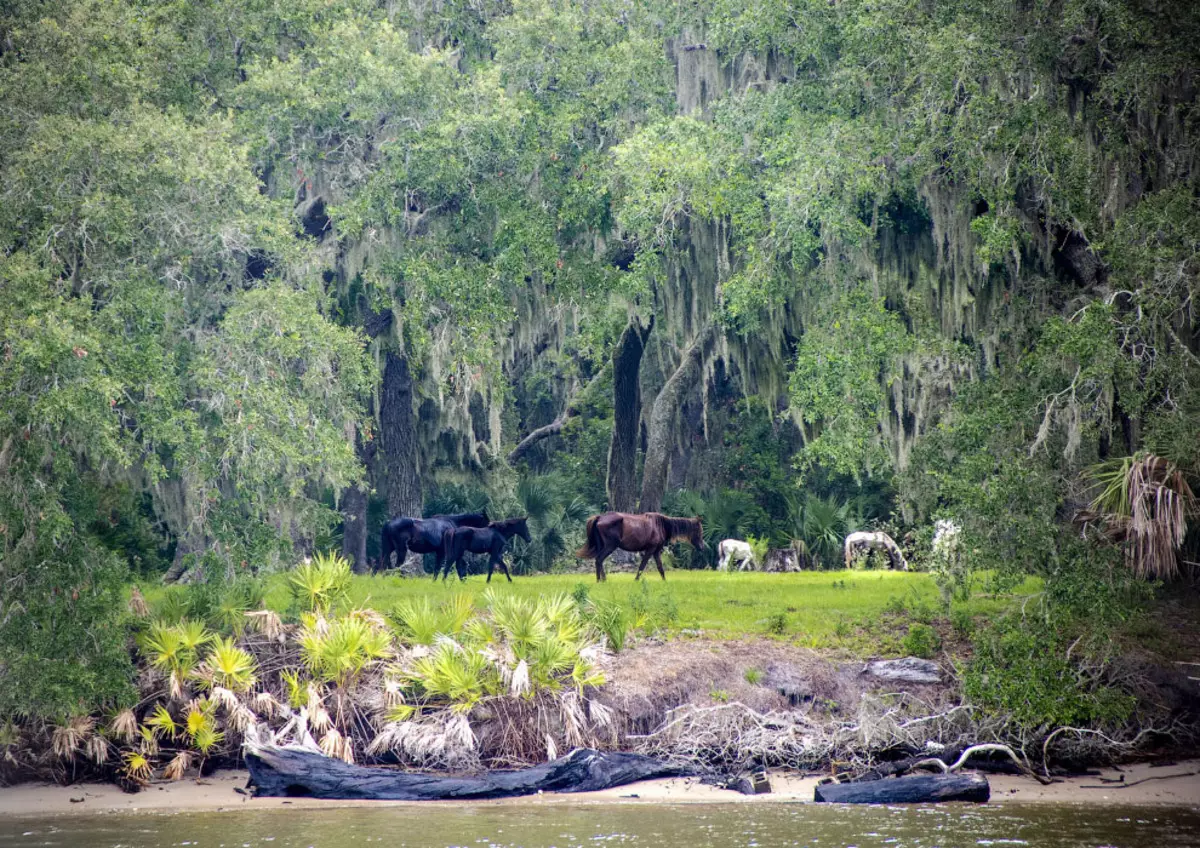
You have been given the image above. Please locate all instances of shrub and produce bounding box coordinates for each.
[765,611,789,635]
[289,551,352,614]
[0,544,137,721]
[592,602,631,652]
[743,667,764,685]
[963,616,1136,730]
[901,623,941,658]
[298,613,391,687]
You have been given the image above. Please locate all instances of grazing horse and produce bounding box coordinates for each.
[843,531,908,571]
[576,512,705,582]
[377,510,489,575]
[717,539,756,571]
[439,517,532,583]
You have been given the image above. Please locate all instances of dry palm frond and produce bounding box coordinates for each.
[1090,453,1197,580]
[382,676,407,709]
[228,704,256,734]
[558,690,587,748]
[85,735,109,765]
[109,709,138,743]
[349,607,389,630]
[168,670,186,700]
[545,734,558,762]
[587,698,615,732]
[163,750,193,781]
[319,727,355,763]
[446,712,475,750]
[208,686,240,712]
[509,659,531,698]
[51,716,95,759]
[251,691,282,719]
[306,685,331,733]
[245,609,284,641]
[367,712,479,770]
[128,586,150,618]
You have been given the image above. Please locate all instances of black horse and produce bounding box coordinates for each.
[377,511,489,575]
[440,518,532,582]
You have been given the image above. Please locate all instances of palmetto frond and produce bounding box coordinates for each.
[1088,452,1197,580]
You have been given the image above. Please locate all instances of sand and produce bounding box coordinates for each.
[1,760,1197,817]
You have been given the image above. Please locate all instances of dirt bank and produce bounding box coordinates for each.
[1,760,1197,816]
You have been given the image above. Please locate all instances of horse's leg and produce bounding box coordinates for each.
[595,537,618,582]
[499,555,512,583]
[633,551,652,581]
[654,549,667,580]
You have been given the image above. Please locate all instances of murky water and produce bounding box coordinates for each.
[1,803,1198,848]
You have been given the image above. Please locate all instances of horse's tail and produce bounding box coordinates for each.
[441,526,458,568]
[576,516,601,559]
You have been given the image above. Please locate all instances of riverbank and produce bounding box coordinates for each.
[2,760,1197,816]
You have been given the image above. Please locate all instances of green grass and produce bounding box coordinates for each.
[141,569,1042,653]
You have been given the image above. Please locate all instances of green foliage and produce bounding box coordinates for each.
[765,611,789,636]
[289,552,353,614]
[392,591,605,714]
[666,487,768,566]
[195,637,258,694]
[504,475,594,573]
[591,602,631,653]
[743,667,764,685]
[789,286,915,479]
[964,616,1136,731]
[298,613,391,687]
[390,595,475,645]
[0,543,136,722]
[901,623,941,659]
[788,494,860,568]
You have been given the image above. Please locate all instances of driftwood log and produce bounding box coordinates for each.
[814,773,990,804]
[245,745,691,800]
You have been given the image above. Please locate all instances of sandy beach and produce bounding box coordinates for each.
[1,760,1197,817]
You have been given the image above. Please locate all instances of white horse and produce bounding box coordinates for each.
[717,539,756,571]
[843,531,908,570]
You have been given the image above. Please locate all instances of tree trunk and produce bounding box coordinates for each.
[640,325,712,513]
[380,351,424,575]
[813,773,990,804]
[341,482,369,574]
[341,431,376,574]
[607,316,653,512]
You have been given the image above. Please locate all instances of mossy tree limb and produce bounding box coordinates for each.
[640,324,714,513]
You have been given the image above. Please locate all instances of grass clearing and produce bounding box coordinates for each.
[141,569,1041,655]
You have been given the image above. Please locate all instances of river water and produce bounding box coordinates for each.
[2,803,1199,848]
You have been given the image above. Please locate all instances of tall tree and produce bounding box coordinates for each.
[607,316,654,511]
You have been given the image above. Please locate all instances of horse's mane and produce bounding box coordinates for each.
[489,517,527,532]
[658,514,698,541]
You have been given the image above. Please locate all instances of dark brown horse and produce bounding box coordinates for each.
[575,512,705,582]
[439,517,532,583]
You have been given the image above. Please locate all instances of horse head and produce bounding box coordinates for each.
[515,517,532,543]
[689,517,706,551]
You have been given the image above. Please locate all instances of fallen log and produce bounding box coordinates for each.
[245,745,692,800]
[814,773,990,804]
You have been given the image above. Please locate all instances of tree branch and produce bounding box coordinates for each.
[507,365,609,464]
